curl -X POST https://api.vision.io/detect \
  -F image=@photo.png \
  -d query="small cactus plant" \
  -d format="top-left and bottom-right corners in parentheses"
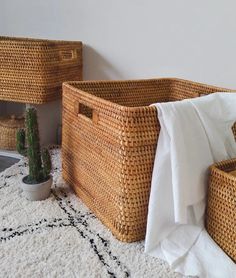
top-left (17, 107), bottom-right (52, 184)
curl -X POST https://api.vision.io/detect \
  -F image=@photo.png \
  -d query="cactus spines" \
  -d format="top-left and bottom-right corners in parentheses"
top-left (16, 128), bottom-right (27, 156)
top-left (16, 107), bottom-right (52, 184)
top-left (41, 148), bottom-right (52, 178)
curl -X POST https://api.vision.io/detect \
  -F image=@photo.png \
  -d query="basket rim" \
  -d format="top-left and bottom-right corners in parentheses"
top-left (63, 80), bottom-right (157, 113)
top-left (63, 77), bottom-right (233, 112)
top-left (210, 158), bottom-right (236, 181)
top-left (0, 36), bottom-right (82, 45)
top-left (63, 77), bottom-right (232, 89)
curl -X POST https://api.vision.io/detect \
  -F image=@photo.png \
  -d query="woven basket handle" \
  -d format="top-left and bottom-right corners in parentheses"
top-left (74, 100), bottom-right (99, 124)
top-left (59, 49), bottom-right (80, 62)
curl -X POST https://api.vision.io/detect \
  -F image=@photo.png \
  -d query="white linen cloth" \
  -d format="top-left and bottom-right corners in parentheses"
top-left (145, 93), bottom-right (236, 278)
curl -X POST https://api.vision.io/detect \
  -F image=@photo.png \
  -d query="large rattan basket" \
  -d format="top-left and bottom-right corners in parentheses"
top-left (0, 36), bottom-right (83, 104)
top-left (206, 159), bottom-right (236, 262)
top-left (0, 115), bottom-right (25, 150)
top-left (62, 78), bottom-right (233, 242)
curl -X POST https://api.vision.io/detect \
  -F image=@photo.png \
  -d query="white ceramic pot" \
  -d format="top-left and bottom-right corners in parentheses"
top-left (20, 176), bottom-right (52, 201)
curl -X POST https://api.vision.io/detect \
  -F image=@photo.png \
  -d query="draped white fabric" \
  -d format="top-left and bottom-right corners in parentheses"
top-left (145, 93), bottom-right (236, 277)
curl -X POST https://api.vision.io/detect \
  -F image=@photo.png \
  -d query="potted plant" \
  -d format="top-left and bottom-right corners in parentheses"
top-left (16, 107), bottom-right (52, 201)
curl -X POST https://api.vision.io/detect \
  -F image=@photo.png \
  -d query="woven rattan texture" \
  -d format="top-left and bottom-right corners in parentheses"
top-left (62, 78), bottom-right (233, 242)
top-left (0, 116), bottom-right (25, 150)
top-left (0, 36), bottom-right (82, 104)
top-left (206, 159), bottom-right (236, 262)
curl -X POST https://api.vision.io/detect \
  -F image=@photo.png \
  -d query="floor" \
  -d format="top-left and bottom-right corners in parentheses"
top-left (0, 148), bottom-right (181, 278)
top-left (0, 155), bottom-right (19, 172)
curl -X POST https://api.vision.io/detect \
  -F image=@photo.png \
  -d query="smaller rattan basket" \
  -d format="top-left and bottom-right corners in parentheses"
top-left (0, 36), bottom-right (83, 104)
top-left (0, 115), bottom-right (25, 150)
top-left (206, 158), bottom-right (236, 262)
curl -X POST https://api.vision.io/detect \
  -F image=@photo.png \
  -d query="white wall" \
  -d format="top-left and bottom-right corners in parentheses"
top-left (0, 102), bottom-right (24, 117)
top-left (1, 0), bottom-right (236, 88)
top-left (0, 102), bottom-right (6, 116)
top-left (2, 102), bottom-right (25, 116)
top-left (1, 0), bottom-right (236, 146)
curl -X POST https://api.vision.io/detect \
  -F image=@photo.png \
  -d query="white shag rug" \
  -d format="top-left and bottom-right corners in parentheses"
top-left (0, 148), bottom-right (183, 278)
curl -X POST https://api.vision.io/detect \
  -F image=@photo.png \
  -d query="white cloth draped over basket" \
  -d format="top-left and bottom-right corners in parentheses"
top-left (145, 93), bottom-right (236, 277)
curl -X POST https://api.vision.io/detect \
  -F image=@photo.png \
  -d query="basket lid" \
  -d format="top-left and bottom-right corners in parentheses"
top-left (0, 115), bottom-right (25, 128)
